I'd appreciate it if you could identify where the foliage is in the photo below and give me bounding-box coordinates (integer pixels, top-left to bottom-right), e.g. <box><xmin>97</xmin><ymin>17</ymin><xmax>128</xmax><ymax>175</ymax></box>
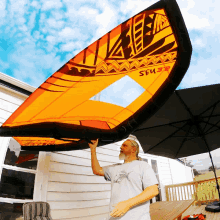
<box><xmin>180</xmin><ymin>158</ymin><xmax>194</xmax><ymax>168</ymax></box>
<box><xmin>208</xmin><ymin>165</ymin><xmax>217</xmax><ymax>172</ymax></box>
<box><xmin>185</xmin><ymin>161</ymin><xmax>194</xmax><ymax>168</ymax></box>
<box><xmin>193</xmin><ymin>169</ymin><xmax>200</xmax><ymax>176</ymax></box>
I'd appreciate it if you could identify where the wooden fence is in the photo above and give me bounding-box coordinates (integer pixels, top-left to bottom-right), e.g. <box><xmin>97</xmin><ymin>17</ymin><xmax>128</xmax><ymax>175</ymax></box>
<box><xmin>165</xmin><ymin>177</ymin><xmax>220</xmax><ymax>205</ymax></box>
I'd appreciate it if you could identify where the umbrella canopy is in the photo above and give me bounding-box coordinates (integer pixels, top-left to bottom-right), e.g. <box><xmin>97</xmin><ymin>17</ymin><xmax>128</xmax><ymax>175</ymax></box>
<box><xmin>133</xmin><ymin>83</ymin><xmax>220</xmax><ymax>159</ymax></box>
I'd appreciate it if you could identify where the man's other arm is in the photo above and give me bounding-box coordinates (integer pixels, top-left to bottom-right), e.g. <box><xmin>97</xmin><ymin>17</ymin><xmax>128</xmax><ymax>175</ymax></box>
<box><xmin>110</xmin><ymin>184</ymin><xmax>159</xmax><ymax>218</ymax></box>
<box><xmin>127</xmin><ymin>184</ymin><xmax>159</xmax><ymax>208</ymax></box>
<box><xmin>89</xmin><ymin>139</ymin><xmax>104</xmax><ymax>176</ymax></box>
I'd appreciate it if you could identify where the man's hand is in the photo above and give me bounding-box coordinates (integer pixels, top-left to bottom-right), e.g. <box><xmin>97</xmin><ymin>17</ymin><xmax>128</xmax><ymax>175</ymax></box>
<box><xmin>110</xmin><ymin>200</ymin><xmax>131</xmax><ymax>218</ymax></box>
<box><xmin>88</xmin><ymin>139</ymin><xmax>98</xmax><ymax>150</ymax></box>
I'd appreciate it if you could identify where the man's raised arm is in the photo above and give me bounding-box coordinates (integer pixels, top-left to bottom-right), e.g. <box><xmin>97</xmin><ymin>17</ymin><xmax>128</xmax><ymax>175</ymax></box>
<box><xmin>89</xmin><ymin>139</ymin><xmax>104</xmax><ymax>176</ymax></box>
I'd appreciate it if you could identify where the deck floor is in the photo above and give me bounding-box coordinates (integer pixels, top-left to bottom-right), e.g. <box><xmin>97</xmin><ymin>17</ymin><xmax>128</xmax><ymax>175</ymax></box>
<box><xmin>13</xmin><ymin>203</ymin><xmax>220</xmax><ymax>220</ymax></box>
<box><xmin>182</xmin><ymin>204</ymin><xmax>220</xmax><ymax>220</ymax></box>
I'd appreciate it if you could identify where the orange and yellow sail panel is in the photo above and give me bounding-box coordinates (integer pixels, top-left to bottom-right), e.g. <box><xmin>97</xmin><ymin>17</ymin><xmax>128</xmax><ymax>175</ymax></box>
<box><xmin>0</xmin><ymin>0</ymin><xmax>192</xmax><ymax>151</ymax></box>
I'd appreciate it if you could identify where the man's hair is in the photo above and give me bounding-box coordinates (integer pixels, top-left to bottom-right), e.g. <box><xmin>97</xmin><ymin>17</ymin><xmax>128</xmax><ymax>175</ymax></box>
<box><xmin>127</xmin><ymin>139</ymin><xmax>142</xmax><ymax>161</ymax></box>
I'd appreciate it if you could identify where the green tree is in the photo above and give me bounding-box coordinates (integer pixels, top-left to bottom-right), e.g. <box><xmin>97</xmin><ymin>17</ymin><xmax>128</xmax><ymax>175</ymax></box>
<box><xmin>208</xmin><ymin>165</ymin><xmax>217</xmax><ymax>172</ymax></box>
<box><xmin>180</xmin><ymin>158</ymin><xmax>194</xmax><ymax>168</ymax></box>
<box><xmin>193</xmin><ymin>169</ymin><xmax>200</xmax><ymax>176</ymax></box>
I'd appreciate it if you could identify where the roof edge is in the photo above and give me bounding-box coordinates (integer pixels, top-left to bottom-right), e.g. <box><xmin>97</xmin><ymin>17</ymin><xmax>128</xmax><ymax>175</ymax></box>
<box><xmin>0</xmin><ymin>72</ymin><xmax>36</xmax><ymax>96</ymax></box>
<box><xmin>176</xmin><ymin>158</ymin><xmax>192</xmax><ymax>167</ymax></box>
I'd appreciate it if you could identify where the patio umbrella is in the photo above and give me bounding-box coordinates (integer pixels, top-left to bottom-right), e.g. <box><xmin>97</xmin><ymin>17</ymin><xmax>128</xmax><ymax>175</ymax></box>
<box><xmin>132</xmin><ymin>83</ymin><xmax>220</xmax><ymax>212</ymax></box>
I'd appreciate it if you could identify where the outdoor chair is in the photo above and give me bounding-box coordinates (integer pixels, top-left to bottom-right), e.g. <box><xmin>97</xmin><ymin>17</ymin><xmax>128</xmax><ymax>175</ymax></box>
<box><xmin>22</xmin><ymin>201</ymin><xmax>53</xmax><ymax>220</ymax></box>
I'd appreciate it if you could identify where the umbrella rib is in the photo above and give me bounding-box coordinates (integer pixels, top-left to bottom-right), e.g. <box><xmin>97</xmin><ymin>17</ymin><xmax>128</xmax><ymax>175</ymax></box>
<box><xmin>174</xmin><ymin>124</ymin><xmax>193</xmax><ymax>158</ymax></box>
<box><xmin>202</xmin><ymin>103</ymin><xmax>217</xmax><ymax>132</ymax></box>
<box><xmin>175</xmin><ymin>91</ymin><xmax>201</xmax><ymax>136</ymax></box>
<box><xmin>183</xmin><ymin>136</ymin><xmax>201</xmax><ymax>142</ymax></box>
<box><xmin>134</xmin><ymin>119</ymin><xmax>189</xmax><ymax>132</ymax></box>
<box><xmin>182</xmin><ymin>121</ymin><xmax>220</xmax><ymax>149</ymax></box>
<box><xmin>204</xmin><ymin>128</ymin><xmax>219</xmax><ymax>136</ymax></box>
<box><xmin>202</xmin><ymin>121</ymin><xmax>220</xmax><ymax>134</ymax></box>
<box><xmin>201</xmin><ymin>114</ymin><xmax>220</xmax><ymax>118</ymax></box>
<box><xmin>199</xmin><ymin>100</ymin><xmax>220</xmax><ymax>117</ymax></box>
<box><xmin>175</xmin><ymin>91</ymin><xmax>194</xmax><ymax>118</ymax></box>
<box><xmin>169</xmin><ymin>136</ymin><xmax>193</xmax><ymax>138</ymax></box>
<box><xmin>169</xmin><ymin>123</ymin><xmax>197</xmax><ymax>136</ymax></box>
<box><xmin>146</xmin><ymin>122</ymin><xmax>188</xmax><ymax>153</ymax></box>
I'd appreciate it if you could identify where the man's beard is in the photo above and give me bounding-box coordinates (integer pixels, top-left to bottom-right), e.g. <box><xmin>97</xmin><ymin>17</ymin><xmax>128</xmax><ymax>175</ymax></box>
<box><xmin>119</xmin><ymin>152</ymin><xmax>126</xmax><ymax>160</ymax></box>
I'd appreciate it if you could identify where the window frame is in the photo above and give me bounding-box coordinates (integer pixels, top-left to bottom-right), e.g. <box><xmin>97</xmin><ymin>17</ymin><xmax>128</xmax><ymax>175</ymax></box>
<box><xmin>141</xmin><ymin>156</ymin><xmax>162</xmax><ymax>203</ymax></box>
<box><xmin>0</xmin><ymin>137</ymin><xmax>40</xmax><ymax>204</ymax></box>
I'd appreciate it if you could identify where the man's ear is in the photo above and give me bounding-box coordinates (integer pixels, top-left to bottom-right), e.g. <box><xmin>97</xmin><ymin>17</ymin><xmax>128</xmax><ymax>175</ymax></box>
<box><xmin>131</xmin><ymin>146</ymin><xmax>136</xmax><ymax>153</ymax></box>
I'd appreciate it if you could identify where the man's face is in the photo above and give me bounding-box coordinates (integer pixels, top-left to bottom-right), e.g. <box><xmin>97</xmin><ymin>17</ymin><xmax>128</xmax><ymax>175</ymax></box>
<box><xmin>119</xmin><ymin>140</ymin><xmax>136</xmax><ymax>160</ymax></box>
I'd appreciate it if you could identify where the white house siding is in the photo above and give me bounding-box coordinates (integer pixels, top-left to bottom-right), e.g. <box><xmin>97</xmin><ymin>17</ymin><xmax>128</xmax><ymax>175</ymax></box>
<box><xmin>0</xmin><ymin>87</ymin><xmax>26</xmax><ymax>126</ymax></box>
<box><xmin>168</xmin><ymin>159</ymin><xmax>194</xmax><ymax>201</ymax></box>
<box><xmin>154</xmin><ymin>157</ymin><xmax>173</xmax><ymax>201</ymax></box>
<box><xmin>46</xmin><ymin>143</ymin><xmax>121</xmax><ymax>220</ymax></box>
<box><xmin>157</xmin><ymin>158</ymin><xmax>173</xmax><ymax>186</ymax></box>
<box><xmin>169</xmin><ymin>159</ymin><xmax>193</xmax><ymax>184</ymax></box>
<box><xmin>185</xmin><ymin>165</ymin><xmax>194</xmax><ymax>182</ymax></box>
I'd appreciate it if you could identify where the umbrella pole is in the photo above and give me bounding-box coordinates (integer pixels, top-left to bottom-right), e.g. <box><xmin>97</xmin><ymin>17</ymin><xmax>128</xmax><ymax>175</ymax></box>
<box><xmin>206</xmin><ymin>149</ymin><xmax>220</xmax><ymax>202</ymax></box>
<box><xmin>202</xmin><ymin>136</ymin><xmax>220</xmax><ymax>211</ymax></box>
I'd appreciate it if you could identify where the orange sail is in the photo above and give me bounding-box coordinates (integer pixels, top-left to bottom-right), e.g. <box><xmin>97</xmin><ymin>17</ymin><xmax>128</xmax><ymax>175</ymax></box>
<box><xmin>0</xmin><ymin>0</ymin><xmax>192</xmax><ymax>151</ymax></box>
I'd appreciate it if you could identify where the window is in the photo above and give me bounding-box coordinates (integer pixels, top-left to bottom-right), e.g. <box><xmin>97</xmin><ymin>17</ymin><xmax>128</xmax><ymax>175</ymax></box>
<box><xmin>0</xmin><ymin>169</ymin><xmax>35</xmax><ymax>199</ymax></box>
<box><xmin>4</xmin><ymin>138</ymin><xmax>38</xmax><ymax>170</ymax></box>
<box><xmin>151</xmin><ymin>159</ymin><xmax>161</xmax><ymax>202</ymax></box>
<box><xmin>0</xmin><ymin>138</ymin><xmax>39</xmax><ymax>200</ymax></box>
<box><xmin>151</xmin><ymin>160</ymin><xmax>159</xmax><ymax>182</ymax></box>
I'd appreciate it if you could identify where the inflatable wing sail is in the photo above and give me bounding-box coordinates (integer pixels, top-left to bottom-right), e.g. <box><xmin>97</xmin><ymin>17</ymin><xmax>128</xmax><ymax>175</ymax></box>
<box><xmin>0</xmin><ymin>0</ymin><xmax>192</xmax><ymax>151</ymax></box>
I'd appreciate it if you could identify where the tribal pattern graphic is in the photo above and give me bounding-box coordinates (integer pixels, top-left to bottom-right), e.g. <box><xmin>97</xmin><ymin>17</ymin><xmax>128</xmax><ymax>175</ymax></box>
<box><xmin>54</xmin><ymin>8</ymin><xmax>177</xmax><ymax>79</ymax></box>
<box><xmin>95</xmin><ymin>52</ymin><xmax>177</xmax><ymax>76</ymax></box>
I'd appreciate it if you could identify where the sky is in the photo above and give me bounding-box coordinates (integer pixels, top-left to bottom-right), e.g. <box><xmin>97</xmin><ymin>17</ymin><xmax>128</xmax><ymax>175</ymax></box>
<box><xmin>0</xmin><ymin>0</ymin><xmax>220</xmax><ymax>171</ymax></box>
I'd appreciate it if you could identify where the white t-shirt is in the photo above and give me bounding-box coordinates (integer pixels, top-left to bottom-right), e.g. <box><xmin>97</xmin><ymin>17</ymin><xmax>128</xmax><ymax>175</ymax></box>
<box><xmin>102</xmin><ymin>160</ymin><xmax>158</xmax><ymax>220</ymax></box>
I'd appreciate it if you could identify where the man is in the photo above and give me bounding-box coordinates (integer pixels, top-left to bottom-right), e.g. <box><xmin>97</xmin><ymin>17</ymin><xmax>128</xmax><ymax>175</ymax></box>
<box><xmin>89</xmin><ymin>138</ymin><xmax>159</xmax><ymax>219</ymax></box>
